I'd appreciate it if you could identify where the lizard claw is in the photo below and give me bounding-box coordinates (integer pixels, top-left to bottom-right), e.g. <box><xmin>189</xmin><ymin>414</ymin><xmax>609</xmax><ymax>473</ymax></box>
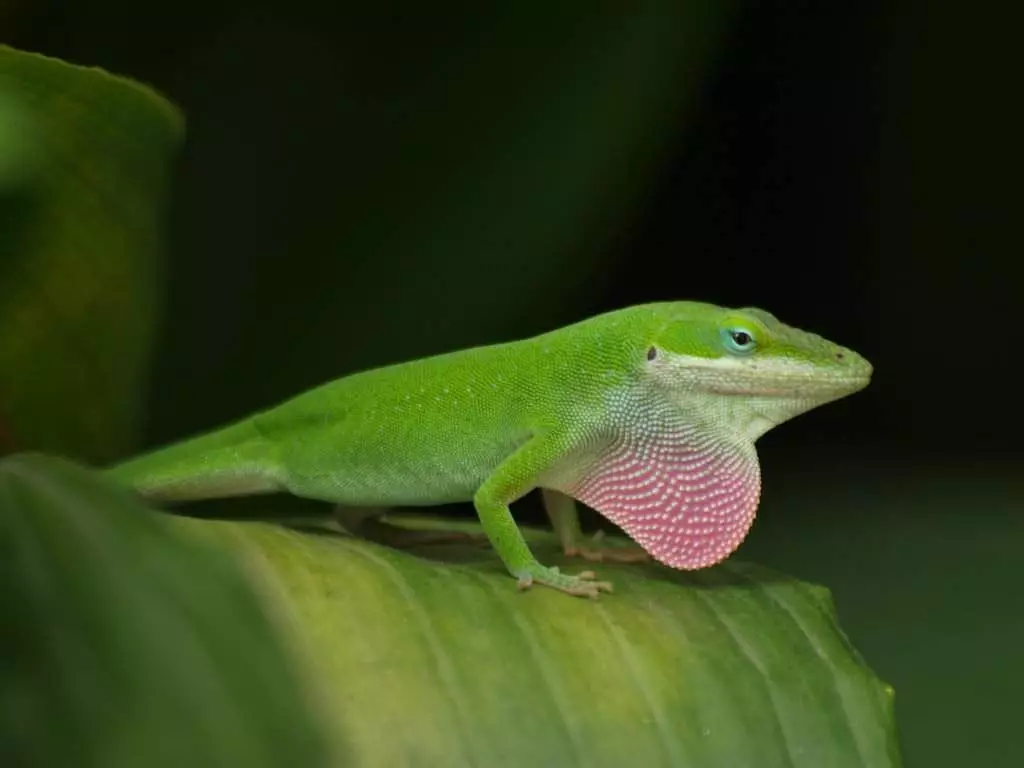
<box><xmin>515</xmin><ymin>564</ymin><xmax>614</xmax><ymax>598</ymax></box>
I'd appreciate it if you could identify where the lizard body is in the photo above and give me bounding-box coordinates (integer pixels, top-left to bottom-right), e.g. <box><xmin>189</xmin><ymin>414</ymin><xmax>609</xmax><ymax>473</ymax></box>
<box><xmin>107</xmin><ymin>301</ymin><xmax>872</xmax><ymax>597</ymax></box>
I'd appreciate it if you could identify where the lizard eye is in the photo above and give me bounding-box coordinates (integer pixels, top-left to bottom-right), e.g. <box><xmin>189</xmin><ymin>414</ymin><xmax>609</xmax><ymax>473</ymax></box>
<box><xmin>723</xmin><ymin>327</ymin><xmax>757</xmax><ymax>355</ymax></box>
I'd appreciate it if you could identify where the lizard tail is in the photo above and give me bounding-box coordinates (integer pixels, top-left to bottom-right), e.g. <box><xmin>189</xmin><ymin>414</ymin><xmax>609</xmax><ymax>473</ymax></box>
<box><xmin>105</xmin><ymin>419</ymin><xmax>284</xmax><ymax>502</ymax></box>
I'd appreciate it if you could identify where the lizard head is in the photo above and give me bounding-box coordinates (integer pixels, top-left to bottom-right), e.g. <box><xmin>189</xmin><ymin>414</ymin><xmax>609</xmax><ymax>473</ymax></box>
<box><xmin>553</xmin><ymin>301</ymin><xmax>873</xmax><ymax>572</ymax></box>
<box><xmin>641</xmin><ymin>302</ymin><xmax>873</xmax><ymax>441</ymax></box>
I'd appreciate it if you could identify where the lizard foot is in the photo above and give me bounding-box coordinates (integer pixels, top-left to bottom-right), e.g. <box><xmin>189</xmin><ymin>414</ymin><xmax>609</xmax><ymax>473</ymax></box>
<box><xmin>565</xmin><ymin>530</ymin><xmax>651</xmax><ymax>564</ymax></box>
<box><xmin>515</xmin><ymin>564</ymin><xmax>614</xmax><ymax>599</ymax></box>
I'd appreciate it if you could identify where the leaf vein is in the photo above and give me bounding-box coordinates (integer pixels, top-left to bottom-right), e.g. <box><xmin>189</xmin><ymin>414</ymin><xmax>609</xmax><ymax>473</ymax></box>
<box><xmin>724</xmin><ymin>563</ymin><xmax>875</xmax><ymax>767</ymax></box>
<box><xmin>465</xmin><ymin>571</ymin><xmax>588</xmax><ymax>764</ymax></box>
<box><xmin>592</xmin><ymin>602</ymin><xmax>687</xmax><ymax>767</ymax></box>
<box><xmin>333</xmin><ymin>540</ymin><xmax>478</xmax><ymax>768</ymax></box>
<box><xmin>689</xmin><ymin>584</ymin><xmax>797</xmax><ymax>768</ymax></box>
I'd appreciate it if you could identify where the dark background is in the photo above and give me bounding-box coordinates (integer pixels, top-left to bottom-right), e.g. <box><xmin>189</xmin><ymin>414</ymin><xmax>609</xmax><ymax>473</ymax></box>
<box><xmin>4</xmin><ymin>2</ymin><xmax>1021</xmax><ymax>765</ymax></box>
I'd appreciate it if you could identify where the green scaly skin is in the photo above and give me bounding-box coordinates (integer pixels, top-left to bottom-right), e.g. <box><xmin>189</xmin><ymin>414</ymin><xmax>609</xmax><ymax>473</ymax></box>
<box><xmin>107</xmin><ymin>302</ymin><xmax>872</xmax><ymax>598</ymax></box>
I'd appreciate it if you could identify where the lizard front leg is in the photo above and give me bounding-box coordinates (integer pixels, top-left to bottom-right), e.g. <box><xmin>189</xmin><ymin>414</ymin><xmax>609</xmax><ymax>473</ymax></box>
<box><xmin>541</xmin><ymin>489</ymin><xmax>650</xmax><ymax>564</ymax></box>
<box><xmin>475</xmin><ymin>433</ymin><xmax>612</xmax><ymax>598</ymax></box>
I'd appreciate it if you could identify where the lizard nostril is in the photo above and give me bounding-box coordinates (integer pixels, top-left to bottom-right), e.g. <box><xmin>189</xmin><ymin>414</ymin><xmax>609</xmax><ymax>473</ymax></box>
<box><xmin>835</xmin><ymin>352</ymin><xmax>845</xmax><ymax>361</ymax></box>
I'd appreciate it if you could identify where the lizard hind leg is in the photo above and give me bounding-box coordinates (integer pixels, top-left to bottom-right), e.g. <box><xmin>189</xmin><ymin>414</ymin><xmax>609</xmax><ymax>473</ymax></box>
<box><xmin>541</xmin><ymin>489</ymin><xmax>650</xmax><ymax>564</ymax></box>
<box><xmin>333</xmin><ymin>505</ymin><xmax>488</xmax><ymax>549</ymax></box>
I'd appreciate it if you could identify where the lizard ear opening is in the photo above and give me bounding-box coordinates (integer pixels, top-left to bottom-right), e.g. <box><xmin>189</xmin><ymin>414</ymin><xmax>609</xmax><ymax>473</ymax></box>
<box><xmin>646</xmin><ymin>346</ymin><xmax>658</xmax><ymax>361</ymax></box>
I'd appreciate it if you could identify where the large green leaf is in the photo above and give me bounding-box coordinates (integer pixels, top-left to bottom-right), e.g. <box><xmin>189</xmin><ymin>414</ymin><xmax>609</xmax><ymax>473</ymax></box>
<box><xmin>1</xmin><ymin>452</ymin><xmax>901</xmax><ymax>766</ymax></box>
<box><xmin>178</xmin><ymin>511</ymin><xmax>901</xmax><ymax>767</ymax></box>
<box><xmin>0</xmin><ymin>453</ymin><xmax>338</xmax><ymax>767</ymax></box>
<box><xmin>0</xmin><ymin>45</ymin><xmax>181</xmax><ymax>461</ymax></box>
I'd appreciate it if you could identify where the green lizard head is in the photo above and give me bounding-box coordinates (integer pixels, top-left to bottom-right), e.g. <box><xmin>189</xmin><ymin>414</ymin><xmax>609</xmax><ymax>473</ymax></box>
<box><xmin>641</xmin><ymin>302</ymin><xmax>872</xmax><ymax>440</ymax></box>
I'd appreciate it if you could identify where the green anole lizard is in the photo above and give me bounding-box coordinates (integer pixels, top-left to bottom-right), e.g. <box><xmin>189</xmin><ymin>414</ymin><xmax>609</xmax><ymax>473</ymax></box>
<box><xmin>107</xmin><ymin>301</ymin><xmax>872</xmax><ymax>598</ymax></box>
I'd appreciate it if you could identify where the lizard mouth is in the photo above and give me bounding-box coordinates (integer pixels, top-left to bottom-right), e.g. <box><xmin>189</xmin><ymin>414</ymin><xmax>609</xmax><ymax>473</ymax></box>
<box><xmin>707</xmin><ymin>375</ymin><xmax>872</xmax><ymax>398</ymax></box>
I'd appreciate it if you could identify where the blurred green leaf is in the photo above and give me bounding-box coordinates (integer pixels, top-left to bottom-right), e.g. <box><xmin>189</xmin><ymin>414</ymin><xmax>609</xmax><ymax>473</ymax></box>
<box><xmin>178</xmin><ymin>511</ymin><xmax>902</xmax><ymax>767</ymax></box>
<box><xmin>0</xmin><ymin>45</ymin><xmax>182</xmax><ymax>462</ymax></box>
<box><xmin>0</xmin><ymin>453</ymin><xmax>337</xmax><ymax>768</ymax></box>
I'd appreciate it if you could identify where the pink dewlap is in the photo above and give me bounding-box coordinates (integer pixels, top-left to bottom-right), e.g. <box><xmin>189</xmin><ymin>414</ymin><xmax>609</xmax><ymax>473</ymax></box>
<box><xmin>567</xmin><ymin>431</ymin><xmax>762</xmax><ymax>570</ymax></box>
